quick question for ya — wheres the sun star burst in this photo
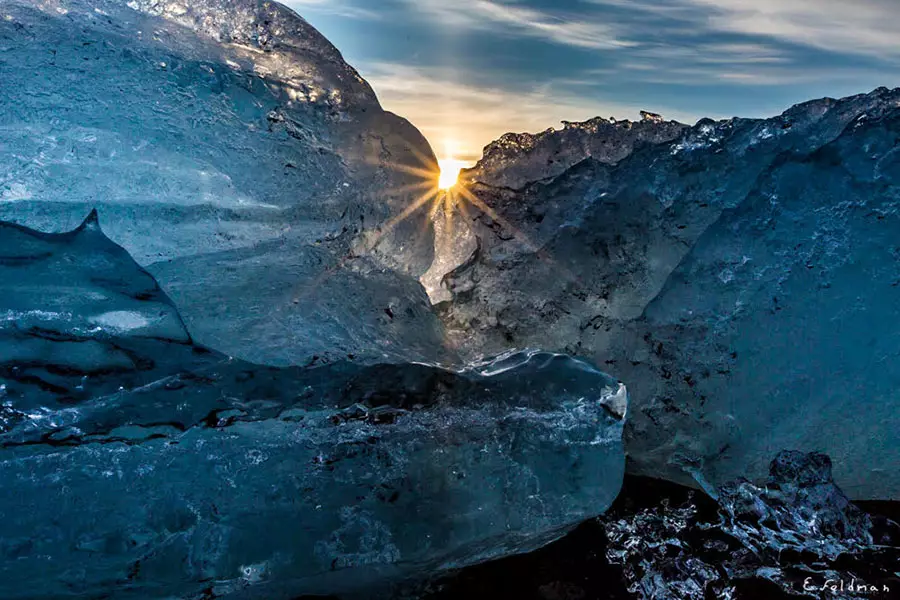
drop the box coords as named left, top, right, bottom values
left=438, top=158, right=467, bottom=190
left=358, top=145, right=541, bottom=258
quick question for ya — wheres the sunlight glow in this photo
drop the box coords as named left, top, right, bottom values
left=355, top=147, right=537, bottom=256
left=438, top=158, right=467, bottom=189
left=350, top=140, right=546, bottom=260
left=286, top=143, right=550, bottom=308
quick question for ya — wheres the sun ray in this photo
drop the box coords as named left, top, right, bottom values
left=443, top=190, right=455, bottom=241
left=387, top=162, right=440, bottom=180
left=283, top=136, right=582, bottom=311
left=366, top=143, right=441, bottom=182
left=385, top=178, right=440, bottom=196
left=455, top=190, right=474, bottom=224
left=426, top=190, right=447, bottom=234
left=382, top=187, right=441, bottom=233
left=406, top=144, right=441, bottom=172
left=428, top=191, right=445, bottom=221
left=364, top=156, right=436, bottom=177
left=355, top=186, right=441, bottom=256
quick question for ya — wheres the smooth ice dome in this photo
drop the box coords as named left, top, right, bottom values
left=0, top=0, right=443, bottom=366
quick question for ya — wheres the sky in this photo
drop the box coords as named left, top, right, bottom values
left=287, top=0, right=900, bottom=164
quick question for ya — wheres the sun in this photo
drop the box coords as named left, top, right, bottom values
left=438, top=158, right=467, bottom=189
left=349, top=144, right=537, bottom=266
left=284, top=143, right=541, bottom=308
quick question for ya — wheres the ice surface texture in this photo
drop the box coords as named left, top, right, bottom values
left=438, top=87, right=900, bottom=499
left=416, top=452, right=900, bottom=600
left=0, top=0, right=443, bottom=366
left=0, top=210, right=198, bottom=410
left=463, top=113, right=689, bottom=190
left=0, top=217, right=627, bottom=599
left=0, top=355, right=626, bottom=599
left=605, top=451, right=898, bottom=599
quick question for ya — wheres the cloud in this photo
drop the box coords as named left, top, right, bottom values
left=687, top=0, right=900, bottom=59
left=404, top=0, right=900, bottom=64
left=288, top=0, right=900, bottom=161
left=611, top=41, right=893, bottom=86
left=363, top=62, right=697, bottom=162
left=402, top=0, right=635, bottom=50
left=390, top=0, right=900, bottom=100
left=286, top=0, right=381, bottom=20
left=583, top=0, right=900, bottom=61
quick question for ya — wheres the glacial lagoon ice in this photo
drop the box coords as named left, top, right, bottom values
left=0, top=214, right=627, bottom=598
left=439, top=87, right=900, bottom=500
left=3, top=0, right=900, bottom=596
left=0, top=0, right=443, bottom=367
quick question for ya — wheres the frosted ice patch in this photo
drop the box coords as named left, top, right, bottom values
left=1, top=309, right=72, bottom=324
left=601, top=382, right=628, bottom=420
left=1, top=182, right=32, bottom=201
left=89, top=311, right=154, bottom=333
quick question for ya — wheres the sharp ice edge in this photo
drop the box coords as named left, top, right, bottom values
left=464, top=112, right=689, bottom=190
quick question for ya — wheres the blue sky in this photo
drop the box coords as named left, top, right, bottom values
left=288, top=0, right=900, bottom=162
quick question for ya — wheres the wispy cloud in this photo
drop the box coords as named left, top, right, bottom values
left=286, top=0, right=381, bottom=20
left=390, top=0, right=900, bottom=93
left=363, top=62, right=697, bottom=161
left=687, top=0, right=900, bottom=60
left=289, top=0, right=900, bottom=162
left=405, top=0, right=900, bottom=61
left=402, top=0, right=635, bottom=50
left=581, top=0, right=900, bottom=60
left=611, top=40, right=894, bottom=86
